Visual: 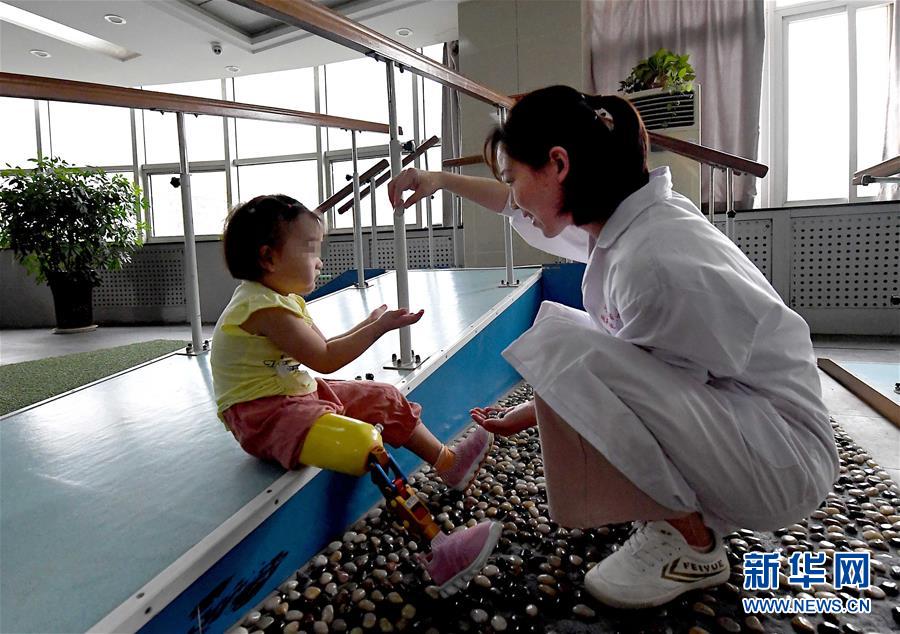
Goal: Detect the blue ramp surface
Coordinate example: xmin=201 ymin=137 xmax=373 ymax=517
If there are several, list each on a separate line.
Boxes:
xmin=0 ymin=268 xmax=542 ymax=634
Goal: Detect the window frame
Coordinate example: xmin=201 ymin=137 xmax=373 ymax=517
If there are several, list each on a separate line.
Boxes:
xmin=8 ymin=47 xmax=451 ymax=241
xmin=769 ymin=0 xmax=894 ymax=207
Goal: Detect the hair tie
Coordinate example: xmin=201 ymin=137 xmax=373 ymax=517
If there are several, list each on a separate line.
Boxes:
xmin=579 ymin=93 xmax=601 ymax=121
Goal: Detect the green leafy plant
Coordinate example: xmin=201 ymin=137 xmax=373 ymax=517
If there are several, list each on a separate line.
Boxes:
xmin=0 ymin=156 xmax=147 ymax=286
xmin=620 ymin=48 xmax=696 ymax=94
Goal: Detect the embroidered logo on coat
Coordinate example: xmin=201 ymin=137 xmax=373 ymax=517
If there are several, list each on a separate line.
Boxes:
xmin=661 ymin=557 xmax=727 ymax=583
xmin=598 ymin=306 xmax=623 ymax=332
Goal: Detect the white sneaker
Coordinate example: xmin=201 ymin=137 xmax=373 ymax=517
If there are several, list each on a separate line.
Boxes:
xmin=584 ymin=520 xmax=730 ymax=609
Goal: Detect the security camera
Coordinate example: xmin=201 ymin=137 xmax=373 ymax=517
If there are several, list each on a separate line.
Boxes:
xmin=211 ymin=42 xmax=222 ymax=55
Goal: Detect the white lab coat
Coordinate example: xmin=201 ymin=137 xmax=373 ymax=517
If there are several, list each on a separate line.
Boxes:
xmin=501 ymin=168 xmax=839 ymax=533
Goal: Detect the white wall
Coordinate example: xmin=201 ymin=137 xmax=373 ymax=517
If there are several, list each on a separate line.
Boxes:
xmin=457 ymin=0 xmax=587 ymax=268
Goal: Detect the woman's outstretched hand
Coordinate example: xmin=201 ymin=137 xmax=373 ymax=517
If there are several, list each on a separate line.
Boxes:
xmin=375 ymin=307 xmax=425 ymax=334
xmin=470 ymin=401 xmax=537 ymax=436
xmin=387 ymin=168 xmax=441 ymax=210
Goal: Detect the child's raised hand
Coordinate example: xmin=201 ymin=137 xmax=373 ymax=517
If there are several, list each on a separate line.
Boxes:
xmin=470 ymin=401 xmax=537 ymax=436
xmin=367 ymin=304 xmax=388 ymax=323
xmin=375 ymin=307 xmax=425 ymax=333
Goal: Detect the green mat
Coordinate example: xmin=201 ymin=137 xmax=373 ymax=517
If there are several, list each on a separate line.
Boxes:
xmin=0 ymin=339 xmax=188 ymax=416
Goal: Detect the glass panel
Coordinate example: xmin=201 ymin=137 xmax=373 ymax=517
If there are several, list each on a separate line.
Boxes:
xmin=0 ymin=97 xmax=37 ymax=168
xmin=233 ymin=68 xmax=317 ymax=158
xmin=141 ymin=80 xmax=224 ymax=163
xmin=237 ymin=161 xmax=319 ymax=210
xmin=324 ymin=57 xmax=410 ymax=150
xmin=856 ymin=4 xmax=891 ymax=197
xmin=330 ymin=157 xmax=411 ymax=230
xmin=786 ymin=11 xmax=848 ymax=201
xmin=48 ymin=102 xmax=132 ymax=167
xmin=149 ymin=171 xmax=227 ymax=237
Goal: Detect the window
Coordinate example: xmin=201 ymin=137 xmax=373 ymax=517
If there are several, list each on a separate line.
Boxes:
xmin=2 ymin=46 xmax=447 ymax=240
xmin=0 ymin=97 xmax=37 ymax=168
xmin=323 ymin=57 xmax=412 ymax=151
xmin=237 ymin=161 xmax=319 ymax=208
xmin=141 ymin=80 xmax=225 ymax=164
xmin=148 ymin=171 xmax=227 ymax=237
xmin=771 ymin=0 xmax=894 ymax=205
xmin=48 ymin=102 xmax=132 ymax=167
xmin=233 ymin=68 xmax=317 ymax=158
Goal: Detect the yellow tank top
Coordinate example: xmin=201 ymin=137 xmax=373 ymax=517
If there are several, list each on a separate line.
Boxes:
xmin=211 ymin=281 xmax=318 ymax=420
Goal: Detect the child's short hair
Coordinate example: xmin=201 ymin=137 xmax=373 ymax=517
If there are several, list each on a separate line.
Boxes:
xmin=223 ymin=194 xmax=322 ymax=281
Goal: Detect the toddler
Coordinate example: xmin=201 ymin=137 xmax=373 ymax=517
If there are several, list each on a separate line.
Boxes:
xmin=211 ymin=194 xmax=501 ymax=594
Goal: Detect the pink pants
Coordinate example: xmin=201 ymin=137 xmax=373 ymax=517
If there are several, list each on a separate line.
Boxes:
xmin=223 ymin=378 xmax=422 ymax=470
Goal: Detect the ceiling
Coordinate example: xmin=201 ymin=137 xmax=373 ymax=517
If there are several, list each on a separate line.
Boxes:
xmin=0 ymin=0 xmax=459 ymax=87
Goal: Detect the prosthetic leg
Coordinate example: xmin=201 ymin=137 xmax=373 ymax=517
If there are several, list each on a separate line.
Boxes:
xmin=298 ymin=413 xmax=440 ymax=541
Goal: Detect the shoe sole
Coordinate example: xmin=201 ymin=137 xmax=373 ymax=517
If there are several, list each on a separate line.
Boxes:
xmin=437 ymin=521 xmax=503 ymax=598
xmin=450 ymin=432 xmax=494 ymax=492
xmin=586 ymin=566 xmax=731 ymax=609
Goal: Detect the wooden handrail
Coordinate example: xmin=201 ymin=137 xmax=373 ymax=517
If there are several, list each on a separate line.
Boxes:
xmin=316 ymin=159 xmax=389 ymax=213
xmin=443 ymin=156 xmax=486 ymax=168
xmin=648 ymin=132 xmax=767 ymax=178
xmin=441 ymin=131 xmax=768 ymax=179
xmin=0 ymin=72 xmax=389 ymax=133
xmin=231 ymin=0 xmax=515 ymax=109
xmin=336 ymin=136 xmax=440 ymax=214
xmin=852 ymin=155 xmax=900 ymax=186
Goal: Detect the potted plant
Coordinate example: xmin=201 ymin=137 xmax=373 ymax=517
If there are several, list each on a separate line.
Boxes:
xmin=620 ymin=48 xmax=697 ymax=131
xmin=0 ymin=156 xmax=147 ymax=332
xmin=620 ymin=47 xmax=696 ymax=95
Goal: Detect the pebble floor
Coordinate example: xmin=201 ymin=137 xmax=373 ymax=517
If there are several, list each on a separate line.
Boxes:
xmin=229 ymin=383 xmax=900 ymax=634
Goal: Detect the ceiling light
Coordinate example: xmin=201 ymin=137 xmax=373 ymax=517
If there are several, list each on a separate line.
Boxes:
xmin=225 ymin=66 xmax=240 ymax=73
xmin=395 ymin=27 xmax=413 ymax=37
xmin=29 ymin=49 xmax=50 ymax=58
xmin=104 ymin=14 xmax=126 ymax=25
xmin=0 ymin=2 xmax=139 ymax=61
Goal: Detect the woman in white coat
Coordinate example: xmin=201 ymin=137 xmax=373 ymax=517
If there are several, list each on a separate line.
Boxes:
xmin=387 ymin=85 xmax=838 ymax=609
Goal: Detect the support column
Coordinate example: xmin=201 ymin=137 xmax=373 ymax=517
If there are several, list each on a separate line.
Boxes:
xmin=350 ymin=130 xmax=367 ymax=288
xmin=385 ymin=61 xmax=418 ymax=369
xmin=175 ymin=112 xmax=205 ymax=355
xmin=725 ymin=168 xmax=735 ymax=242
xmin=499 ymin=107 xmax=517 ymax=287
xmin=369 ymin=175 xmax=379 ymax=268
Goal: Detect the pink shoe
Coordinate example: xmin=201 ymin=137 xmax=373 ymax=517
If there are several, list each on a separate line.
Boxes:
xmin=419 ymin=521 xmax=502 ymax=596
xmin=437 ymin=426 xmax=494 ymax=491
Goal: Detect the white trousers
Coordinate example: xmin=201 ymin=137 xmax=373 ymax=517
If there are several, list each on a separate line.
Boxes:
xmin=502 ymin=301 xmax=836 ymax=534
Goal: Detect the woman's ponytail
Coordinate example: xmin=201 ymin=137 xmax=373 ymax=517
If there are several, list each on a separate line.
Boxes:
xmin=587 ymin=94 xmax=649 ymax=181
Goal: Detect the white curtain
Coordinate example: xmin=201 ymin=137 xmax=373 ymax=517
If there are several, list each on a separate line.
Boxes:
xmin=878 ymin=3 xmax=899 ymax=200
xmin=585 ymin=0 xmax=765 ymax=209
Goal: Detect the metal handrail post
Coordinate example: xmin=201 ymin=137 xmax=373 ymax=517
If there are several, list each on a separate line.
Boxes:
xmin=707 ymin=165 xmax=715 ymax=224
xmin=175 ymin=112 xmax=205 ymax=355
xmin=423 ymin=150 xmax=435 ymax=268
xmin=369 ymin=175 xmax=378 ymax=268
xmin=453 ymin=166 xmax=462 ymax=267
xmin=386 ymin=61 xmax=414 ymax=368
xmin=725 ymin=168 xmax=735 ymax=242
xmin=350 ymin=130 xmax=366 ymax=288
xmin=498 ymin=107 xmax=517 ymax=286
